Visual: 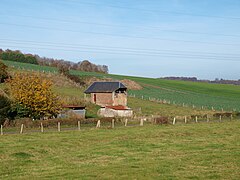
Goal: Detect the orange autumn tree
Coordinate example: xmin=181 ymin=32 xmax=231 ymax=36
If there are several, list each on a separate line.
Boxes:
xmin=8 ymin=73 xmax=62 ymax=119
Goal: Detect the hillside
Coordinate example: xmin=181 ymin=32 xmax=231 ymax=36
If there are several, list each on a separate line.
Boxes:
xmin=2 ymin=60 xmax=240 ymax=113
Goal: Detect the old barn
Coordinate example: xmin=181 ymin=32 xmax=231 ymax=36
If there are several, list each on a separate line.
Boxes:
xmin=84 ymin=82 xmax=133 ymax=117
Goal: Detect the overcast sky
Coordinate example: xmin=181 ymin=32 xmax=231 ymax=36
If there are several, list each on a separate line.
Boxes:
xmin=1 ymin=0 xmax=240 ymax=80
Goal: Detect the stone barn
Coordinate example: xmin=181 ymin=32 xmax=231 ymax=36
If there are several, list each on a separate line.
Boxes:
xmin=84 ymin=82 xmax=128 ymax=107
xmin=84 ymin=82 xmax=133 ymax=117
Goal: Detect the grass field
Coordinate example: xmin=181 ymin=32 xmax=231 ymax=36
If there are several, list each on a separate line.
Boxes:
xmin=1 ymin=121 xmax=240 ymax=179
xmin=3 ymin=60 xmax=240 ymax=112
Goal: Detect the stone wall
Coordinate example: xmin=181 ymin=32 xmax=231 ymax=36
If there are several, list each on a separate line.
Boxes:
xmin=91 ymin=93 xmax=113 ymax=107
xmin=113 ymin=92 xmax=127 ymax=106
xmin=98 ymin=108 xmax=133 ymax=117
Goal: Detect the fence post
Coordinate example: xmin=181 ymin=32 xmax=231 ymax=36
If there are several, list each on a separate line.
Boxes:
xmin=140 ymin=119 xmax=144 ymax=126
xmin=20 ymin=124 xmax=24 ymax=134
xmin=112 ymin=119 xmax=115 ymax=128
xmin=58 ymin=122 xmax=61 ymax=132
xmin=41 ymin=123 xmax=44 ymax=133
xmin=184 ymin=116 xmax=187 ymax=124
xmin=173 ymin=117 xmax=176 ymax=125
xmin=1 ymin=125 xmax=3 ymax=135
xmin=125 ymin=119 xmax=128 ymax=127
xmin=96 ymin=120 xmax=101 ymax=128
xmin=78 ymin=121 xmax=81 ymax=131
xmin=195 ymin=116 xmax=198 ymax=123
xmin=230 ymin=114 xmax=233 ymax=120
xmin=219 ymin=115 xmax=222 ymax=122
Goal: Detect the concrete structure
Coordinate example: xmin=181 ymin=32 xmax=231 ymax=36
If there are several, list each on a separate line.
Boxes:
xmin=58 ymin=105 xmax=86 ymax=119
xmin=98 ymin=105 xmax=133 ymax=117
xmin=84 ymin=82 xmax=127 ymax=107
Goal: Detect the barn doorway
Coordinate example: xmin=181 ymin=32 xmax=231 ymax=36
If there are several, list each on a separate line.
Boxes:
xmin=94 ymin=94 xmax=96 ymax=103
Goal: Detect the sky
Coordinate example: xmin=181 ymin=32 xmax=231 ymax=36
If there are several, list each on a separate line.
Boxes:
xmin=1 ymin=0 xmax=240 ymax=80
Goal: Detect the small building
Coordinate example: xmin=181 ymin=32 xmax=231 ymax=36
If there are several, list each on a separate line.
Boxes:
xmin=84 ymin=82 xmax=128 ymax=107
xmin=84 ymin=82 xmax=133 ymax=117
xmin=58 ymin=105 xmax=86 ymax=119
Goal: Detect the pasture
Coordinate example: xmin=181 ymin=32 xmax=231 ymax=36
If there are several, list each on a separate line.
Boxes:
xmin=0 ymin=121 xmax=240 ymax=179
xmin=3 ymin=60 xmax=240 ymax=112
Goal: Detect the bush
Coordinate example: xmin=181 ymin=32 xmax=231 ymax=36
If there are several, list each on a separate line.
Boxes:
xmin=0 ymin=94 xmax=11 ymax=125
xmin=154 ymin=117 xmax=169 ymax=125
xmin=0 ymin=60 xmax=9 ymax=83
xmin=8 ymin=73 xmax=62 ymax=119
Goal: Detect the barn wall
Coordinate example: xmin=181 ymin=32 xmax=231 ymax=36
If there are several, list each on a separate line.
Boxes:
xmin=91 ymin=93 xmax=113 ymax=107
xmin=113 ymin=92 xmax=127 ymax=106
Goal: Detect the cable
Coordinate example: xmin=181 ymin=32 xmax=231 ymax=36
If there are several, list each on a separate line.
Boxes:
xmin=1 ymin=43 xmax=240 ymax=62
xmin=1 ymin=13 xmax=240 ymax=38
xmin=1 ymin=22 xmax=240 ymax=47
xmin=56 ymin=0 xmax=240 ymax=21
xmin=1 ymin=39 xmax=240 ymax=58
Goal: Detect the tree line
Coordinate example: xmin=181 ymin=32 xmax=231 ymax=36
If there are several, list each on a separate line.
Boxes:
xmin=0 ymin=49 xmax=109 ymax=74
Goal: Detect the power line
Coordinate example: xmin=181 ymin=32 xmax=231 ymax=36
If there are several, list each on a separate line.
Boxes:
xmin=1 ymin=38 xmax=240 ymax=57
xmin=1 ymin=43 xmax=240 ymax=62
xmin=56 ymin=0 xmax=240 ymax=21
xmin=1 ymin=22 xmax=240 ymax=47
xmin=1 ymin=13 xmax=240 ymax=38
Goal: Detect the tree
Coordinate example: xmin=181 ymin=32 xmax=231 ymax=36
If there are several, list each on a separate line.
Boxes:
xmin=0 ymin=93 xmax=11 ymax=124
xmin=0 ymin=60 xmax=9 ymax=83
xmin=8 ymin=73 xmax=62 ymax=119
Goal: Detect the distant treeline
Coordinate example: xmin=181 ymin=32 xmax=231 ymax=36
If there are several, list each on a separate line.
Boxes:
xmin=0 ymin=49 xmax=109 ymax=74
xmin=160 ymin=77 xmax=240 ymax=86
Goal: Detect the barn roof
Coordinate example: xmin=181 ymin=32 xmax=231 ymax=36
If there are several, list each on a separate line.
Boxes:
xmin=84 ymin=82 xmax=127 ymax=93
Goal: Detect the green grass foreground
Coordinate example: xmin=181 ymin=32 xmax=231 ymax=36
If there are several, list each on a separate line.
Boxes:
xmin=1 ymin=122 xmax=240 ymax=179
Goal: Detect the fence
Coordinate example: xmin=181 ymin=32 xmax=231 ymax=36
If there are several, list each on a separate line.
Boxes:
xmin=1 ymin=115 xmax=239 ymax=136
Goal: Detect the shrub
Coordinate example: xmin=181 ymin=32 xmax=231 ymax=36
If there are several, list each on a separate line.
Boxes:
xmin=0 ymin=94 xmax=11 ymax=124
xmin=0 ymin=60 xmax=9 ymax=83
xmin=154 ymin=117 xmax=169 ymax=125
xmin=8 ymin=73 xmax=62 ymax=119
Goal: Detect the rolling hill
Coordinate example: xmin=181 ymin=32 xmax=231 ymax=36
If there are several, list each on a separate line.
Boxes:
xmin=2 ymin=60 xmax=240 ymax=113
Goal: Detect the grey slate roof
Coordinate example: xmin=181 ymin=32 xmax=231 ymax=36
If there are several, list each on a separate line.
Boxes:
xmin=84 ymin=82 xmax=127 ymax=93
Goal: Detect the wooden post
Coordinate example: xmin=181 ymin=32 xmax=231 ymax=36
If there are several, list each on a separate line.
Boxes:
xmin=219 ymin=115 xmax=222 ymax=122
xmin=40 ymin=123 xmax=44 ymax=133
xmin=78 ymin=121 xmax=81 ymax=131
xmin=58 ymin=122 xmax=61 ymax=132
xmin=112 ymin=119 xmax=115 ymax=128
xmin=20 ymin=124 xmax=24 ymax=134
xmin=96 ymin=120 xmax=101 ymax=128
xmin=140 ymin=119 xmax=144 ymax=126
xmin=125 ymin=119 xmax=128 ymax=127
xmin=230 ymin=114 xmax=233 ymax=120
xmin=184 ymin=116 xmax=187 ymax=124
xmin=173 ymin=117 xmax=176 ymax=125
xmin=195 ymin=116 xmax=198 ymax=123
xmin=0 ymin=125 xmax=2 ymax=135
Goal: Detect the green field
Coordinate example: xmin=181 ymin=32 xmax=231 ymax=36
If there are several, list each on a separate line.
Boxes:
xmin=3 ymin=60 xmax=240 ymax=112
xmin=1 ymin=122 xmax=240 ymax=179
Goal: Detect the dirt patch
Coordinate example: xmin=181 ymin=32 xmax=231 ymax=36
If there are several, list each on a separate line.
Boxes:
xmin=120 ymin=79 xmax=142 ymax=90
xmin=86 ymin=77 xmax=142 ymax=90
